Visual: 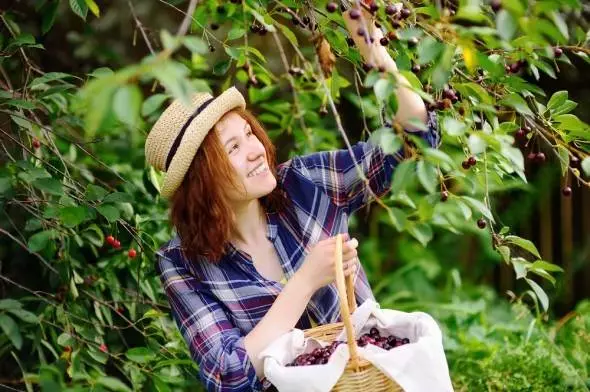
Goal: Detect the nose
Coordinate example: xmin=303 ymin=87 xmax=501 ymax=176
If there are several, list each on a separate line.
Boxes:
xmin=246 ymin=137 xmax=265 ymax=161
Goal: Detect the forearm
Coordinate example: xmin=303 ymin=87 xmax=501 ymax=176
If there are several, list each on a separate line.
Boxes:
xmin=344 ymin=10 xmax=427 ymax=128
xmin=244 ymin=272 xmax=315 ymax=379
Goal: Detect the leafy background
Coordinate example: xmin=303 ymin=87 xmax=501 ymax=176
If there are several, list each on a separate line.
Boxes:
xmin=0 ymin=0 xmax=589 ymax=391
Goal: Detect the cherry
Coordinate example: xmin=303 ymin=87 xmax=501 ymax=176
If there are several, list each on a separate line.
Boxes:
xmin=527 ymin=152 xmax=537 ymax=162
xmin=400 ymin=8 xmax=411 ymax=19
xmin=370 ymin=3 xmax=379 ymax=13
xmin=357 ymin=27 xmax=366 ymax=37
xmin=349 ymin=9 xmax=361 ymax=19
xmin=319 ymin=107 xmax=329 ymax=117
xmin=441 ymin=191 xmax=449 ymax=202
xmin=387 ymin=31 xmax=398 ymax=41
xmin=210 ymin=23 xmax=219 ymax=30
xmin=362 ymin=62 xmax=374 ymax=72
xmin=250 ymin=24 xmax=260 ymax=33
xmin=99 ymin=343 xmax=108 ymax=353
xmin=216 ymin=5 xmax=225 ymax=13
xmin=562 ymin=186 xmax=572 ymax=197
xmin=515 ymin=128 xmax=526 ymax=140
xmin=258 ymin=26 xmax=267 ymax=35
xmin=477 ymin=218 xmax=487 ymax=229
xmin=535 ymin=152 xmax=546 ymax=164
xmin=64 ymin=345 xmax=72 ymax=353
xmin=411 ymin=64 xmax=421 ymax=73
xmin=491 ymin=0 xmax=501 ymax=12
xmin=554 ymin=47 xmax=563 ymax=58
xmin=385 ymin=4 xmax=397 ymax=15
xmin=462 ymin=160 xmax=471 ymax=170
xmin=208 ymin=45 xmax=215 ymax=52
xmin=467 ymin=156 xmax=477 ymax=166
xmin=391 ymin=20 xmax=401 ymax=28
xmin=106 ymin=235 xmax=115 ymax=245
xmin=370 ymin=327 xmax=380 ymax=337
xmin=326 ymin=2 xmax=337 ymax=13
xmin=128 ymin=248 xmax=137 ymax=258
xmin=32 ymin=138 xmax=41 ymax=149
xmin=380 ymin=37 xmax=389 ymax=46
xmin=113 ymin=240 xmax=121 ymax=249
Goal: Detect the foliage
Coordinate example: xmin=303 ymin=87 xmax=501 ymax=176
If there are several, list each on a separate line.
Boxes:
xmin=1 ymin=0 xmax=589 ymax=391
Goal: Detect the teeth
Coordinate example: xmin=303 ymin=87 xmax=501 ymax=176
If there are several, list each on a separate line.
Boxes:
xmin=248 ymin=163 xmax=268 ymax=177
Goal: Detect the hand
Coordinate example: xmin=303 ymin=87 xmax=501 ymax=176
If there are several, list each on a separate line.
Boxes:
xmin=297 ymin=234 xmax=359 ymax=292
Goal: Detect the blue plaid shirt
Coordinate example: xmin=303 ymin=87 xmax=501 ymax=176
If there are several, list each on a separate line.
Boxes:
xmin=156 ymin=111 xmax=439 ymax=392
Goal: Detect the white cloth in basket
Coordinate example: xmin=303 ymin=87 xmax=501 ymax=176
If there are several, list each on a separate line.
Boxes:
xmin=259 ymin=299 xmax=454 ymax=392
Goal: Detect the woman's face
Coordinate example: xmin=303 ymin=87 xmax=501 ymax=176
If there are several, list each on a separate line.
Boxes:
xmin=215 ymin=112 xmax=277 ymax=203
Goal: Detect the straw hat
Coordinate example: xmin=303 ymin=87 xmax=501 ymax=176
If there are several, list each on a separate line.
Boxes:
xmin=144 ymin=86 xmax=246 ymax=199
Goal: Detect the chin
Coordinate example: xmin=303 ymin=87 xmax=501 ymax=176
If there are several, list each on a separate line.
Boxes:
xmin=248 ymin=174 xmax=277 ymax=199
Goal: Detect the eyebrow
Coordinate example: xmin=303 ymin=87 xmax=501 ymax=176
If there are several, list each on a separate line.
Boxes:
xmin=223 ymin=123 xmax=250 ymax=148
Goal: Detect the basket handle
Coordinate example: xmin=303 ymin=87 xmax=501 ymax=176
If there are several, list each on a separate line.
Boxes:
xmin=334 ymin=234 xmax=360 ymax=369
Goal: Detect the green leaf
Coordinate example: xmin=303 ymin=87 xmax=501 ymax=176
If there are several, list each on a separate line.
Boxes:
xmin=141 ymin=94 xmax=169 ymax=117
xmin=581 ymin=157 xmax=590 ymax=177
xmin=552 ymin=100 xmax=577 ymax=116
xmin=526 ymin=279 xmax=549 ymax=312
xmin=462 ymin=196 xmax=494 ymax=222
xmin=81 ymin=224 xmax=104 ymax=247
xmin=85 ymin=0 xmax=100 ymax=16
xmin=69 ymin=0 xmax=88 ymax=20
xmin=505 ymin=235 xmax=541 ymax=259
xmin=496 ymin=10 xmax=517 ymax=41
xmin=554 ymin=114 xmax=588 ymax=132
xmin=57 ymin=333 xmax=75 ymax=347
xmin=113 ymin=85 xmax=142 ymax=128
xmin=408 ymin=222 xmax=433 ymax=246
xmin=276 ymin=22 xmax=298 ymax=47
xmin=442 ymin=117 xmax=468 ymax=137
xmin=500 ymin=93 xmax=533 ymax=116
xmin=32 ymin=178 xmax=64 ymax=196
xmin=41 ymin=1 xmax=59 ymax=34
xmin=150 ymin=61 xmax=192 ymax=104
xmin=213 ymin=59 xmax=232 ymax=76
xmin=103 ymin=192 xmax=133 ymax=204
xmin=497 ymin=245 xmax=510 ymax=263
xmin=549 ymin=11 xmax=569 ymax=40
xmin=512 ymin=257 xmax=529 ymax=279
xmin=96 ymin=377 xmax=132 ymax=392
xmin=97 ymin=205 xmax=120 ymax=222
xmin=183 ymin=36 xmax=208 ymax=54
xmin=391 ymin=160 xmax=416 ymax=193
xmin=0 ymin=299 xmax=23 ymax=310
xmin=374 ymin=78 xmax=395 ymax=102
xmin=547 ymin=91 xmax=568 ymax=112
xmin=7 ymin=309 xmax=39 ymax=324
xmin=0 ymin=314 xmax=22 ymax=349
xmin=556 ymin=145 xmax=569 ymax=176
xmin=416 ymin=160 xmax=438 ymax=194
xmin=368 ymin=128 xmax=402 ymax=155
xmin=85 ymin=184 xmax=108 ymax=201
xmin=58 ymin=206 xmax=88 ymax=228
xmin=227 ymin=26 xmax=245 ymax=41
xmin=28 ymin=230 xmax=58 ymax=253
xmin=126 ymin=347 xmax=157 ymax=364
xmin=530 ymin=260 xmax=564 ymax=273
xmin=416 ymin=36 xmax=444 ymax=65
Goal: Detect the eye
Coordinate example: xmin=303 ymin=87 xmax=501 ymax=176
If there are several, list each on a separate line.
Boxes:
xmin=246 ymin=128 xmax=253 ymax=136
xmin=228 ymin=143 xmax=239 ymax=154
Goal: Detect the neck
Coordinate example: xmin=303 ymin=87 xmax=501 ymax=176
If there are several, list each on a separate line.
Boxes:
xmin=231 ymin=199 xmax=267 ymax=249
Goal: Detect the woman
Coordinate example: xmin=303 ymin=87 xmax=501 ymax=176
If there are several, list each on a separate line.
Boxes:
xmin=144 ymin=8 xmax=439 ymax=392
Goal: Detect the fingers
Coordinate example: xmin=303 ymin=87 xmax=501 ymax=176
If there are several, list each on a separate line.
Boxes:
xmin=343 ymin=258 xmax=359 ymax=276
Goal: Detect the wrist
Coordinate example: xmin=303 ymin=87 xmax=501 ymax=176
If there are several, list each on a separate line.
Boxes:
xmin=291 ymin=270 xmax=316 ymax=299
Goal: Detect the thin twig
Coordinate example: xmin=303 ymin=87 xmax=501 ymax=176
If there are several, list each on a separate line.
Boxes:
xmin=0 ymin=228 xmax=58 ymax=274
xmin=128 ymin=0 xmax=155 ymax=54
xmin=176 ymin=0 xmax=199 ymax=37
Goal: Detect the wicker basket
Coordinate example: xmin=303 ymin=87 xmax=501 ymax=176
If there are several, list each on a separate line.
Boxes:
xmin=303 ymin=234 xmax=403 ymax=392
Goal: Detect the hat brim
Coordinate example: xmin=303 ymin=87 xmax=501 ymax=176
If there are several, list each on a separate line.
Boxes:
xmin=160 ymin=87 xmax=246 ymax=199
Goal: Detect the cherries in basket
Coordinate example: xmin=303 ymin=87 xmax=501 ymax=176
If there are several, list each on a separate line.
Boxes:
xmin=357 ymin=327 xmax=410 ymax=350
xmin=286 ymin=328 xmax=410 ymax=367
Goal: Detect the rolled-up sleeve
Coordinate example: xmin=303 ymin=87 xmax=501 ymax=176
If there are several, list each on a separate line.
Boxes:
xmin=289 ymin=110 xmax=439 ymax=214
xmin=157 ymin=254 xmax=262 ymax=392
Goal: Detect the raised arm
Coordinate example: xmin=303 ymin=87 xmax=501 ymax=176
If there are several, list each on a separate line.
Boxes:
xmin=343 ymin=4 xmax=427 ymax=129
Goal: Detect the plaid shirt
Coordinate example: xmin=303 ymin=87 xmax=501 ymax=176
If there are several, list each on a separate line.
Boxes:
xmin=156 ymin=111 xmax=439 ymax=392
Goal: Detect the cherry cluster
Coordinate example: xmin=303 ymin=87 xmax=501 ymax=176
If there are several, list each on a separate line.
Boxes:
xmin=286 ymin=328 xmax=410 ymax=367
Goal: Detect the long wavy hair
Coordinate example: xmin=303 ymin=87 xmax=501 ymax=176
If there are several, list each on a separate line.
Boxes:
xmin=169 ymin=107 xmax=288 ymax=263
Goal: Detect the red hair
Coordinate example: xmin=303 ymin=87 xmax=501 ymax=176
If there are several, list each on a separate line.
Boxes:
xmin=169 ymin=107 xmax=288 ymax=263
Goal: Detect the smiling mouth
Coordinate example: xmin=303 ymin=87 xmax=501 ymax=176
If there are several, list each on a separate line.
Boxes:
xmin=247 ymin=163 xmax=269 ymax=178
